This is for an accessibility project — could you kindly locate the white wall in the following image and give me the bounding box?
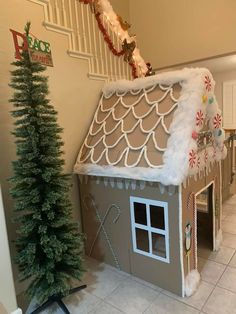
[213,70,236,110]
[0,186,18,313]
[129,0,236,69]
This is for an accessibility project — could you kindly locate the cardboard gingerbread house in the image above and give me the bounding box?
[74,68,226,297]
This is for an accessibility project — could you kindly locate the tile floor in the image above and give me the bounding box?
[27,194,236,314]
[37,193,236,314]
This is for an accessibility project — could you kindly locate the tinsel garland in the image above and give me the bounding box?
[95,13,124,57]
[80,0,138,78]
[95,13,138,78]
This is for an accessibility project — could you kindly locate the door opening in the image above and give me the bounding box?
[195,183,214,263]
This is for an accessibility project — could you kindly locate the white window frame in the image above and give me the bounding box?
[130,196,170,263]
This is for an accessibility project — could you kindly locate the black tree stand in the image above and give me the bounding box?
[31,285,87,314]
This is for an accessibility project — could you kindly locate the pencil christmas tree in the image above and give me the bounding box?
[9,22,85,305]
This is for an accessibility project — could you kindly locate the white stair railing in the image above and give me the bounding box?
[28,0,146,81]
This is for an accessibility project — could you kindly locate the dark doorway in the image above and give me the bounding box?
[196,183,214,254]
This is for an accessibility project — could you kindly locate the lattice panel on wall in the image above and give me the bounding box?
[29,0,132,81]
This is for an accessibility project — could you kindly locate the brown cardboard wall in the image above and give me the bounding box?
[80,178,183,296]
[182,162,221,277]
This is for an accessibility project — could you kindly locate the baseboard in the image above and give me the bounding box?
[11,308,22,314]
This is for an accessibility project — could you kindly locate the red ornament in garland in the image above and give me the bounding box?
[79,0,91,4]
[129,61,138,79]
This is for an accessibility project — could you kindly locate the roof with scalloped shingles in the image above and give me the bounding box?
[74,68,226,185]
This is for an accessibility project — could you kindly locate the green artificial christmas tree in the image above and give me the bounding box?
[9,22,85,312]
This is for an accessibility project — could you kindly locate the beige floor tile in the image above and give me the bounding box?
[82,265,127,299]
[224,197,236,206]
[229,252,236,268]
[163,281,214,310]
[221,213,227,220]
[202,286,236,314]
[65,291,103,314]
[105,278,159,314]
[222,204,236,215]
[131,275,162,292]
[224,214,236,224]
[26,291,102,314]
[222,232,236,249]
[198,246,235,264]
[198,257,226,284]
[222,221,236,235]
[144,293,199,314]
[89,301,124,314]
[217,266,236,292]
[0,303,7,314]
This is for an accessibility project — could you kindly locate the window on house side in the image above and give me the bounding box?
[130,196,170,263]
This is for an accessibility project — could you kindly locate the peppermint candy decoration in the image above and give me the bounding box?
[213,113,222,129]
[204,75,212,92]
[189,150,197,168]
[197,156,201,168]
[213,148,216,158]
[196,110,204,127]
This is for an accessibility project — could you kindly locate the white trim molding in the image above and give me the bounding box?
[130,196,170,263]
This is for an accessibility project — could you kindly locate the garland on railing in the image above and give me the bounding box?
[95,13,124,57]
[79,0,148,79]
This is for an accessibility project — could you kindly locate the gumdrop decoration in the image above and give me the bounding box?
[208,97,214,104]
[202,95,208,103]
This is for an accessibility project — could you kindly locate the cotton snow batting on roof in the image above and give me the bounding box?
[74,68,226,185]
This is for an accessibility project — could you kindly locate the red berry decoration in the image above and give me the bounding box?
[192,131,198,140]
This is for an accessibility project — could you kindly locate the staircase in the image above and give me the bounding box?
[28,0,146,82]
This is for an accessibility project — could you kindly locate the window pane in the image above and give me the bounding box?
[136,228,149,252]
[150,205,165,229]
[134,202,147,225]
[152,233,166,258]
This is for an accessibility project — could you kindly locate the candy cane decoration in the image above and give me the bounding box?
[83,194,121,269]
